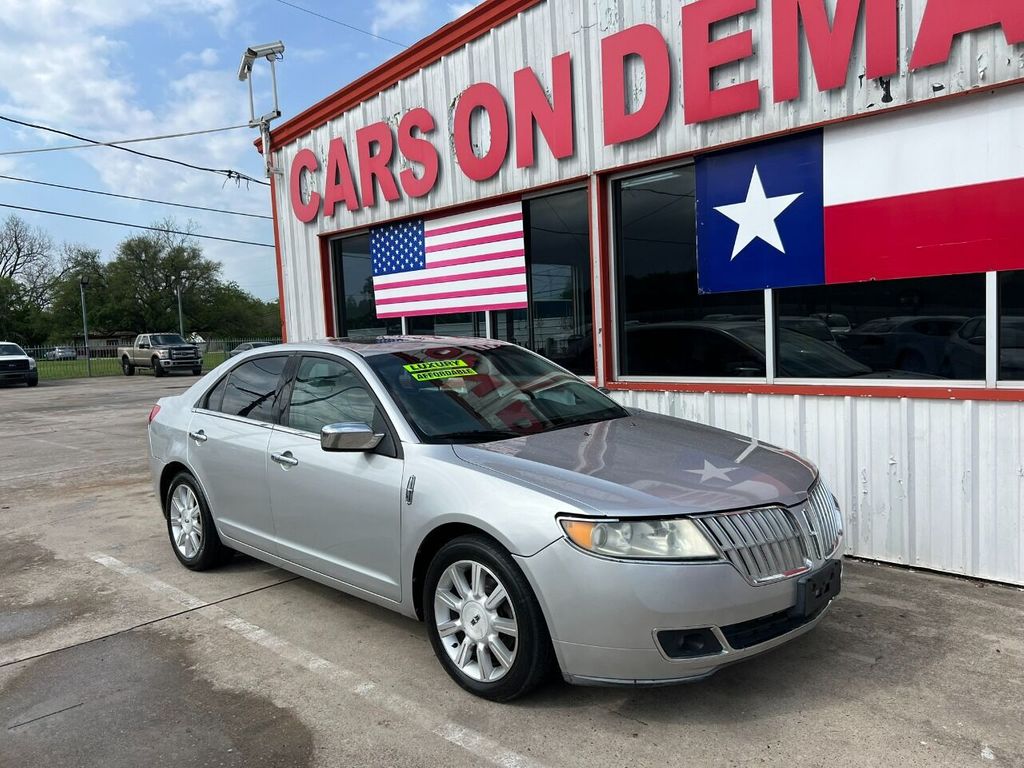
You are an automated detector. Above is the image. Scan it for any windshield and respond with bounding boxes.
[730,325,871,377]
[0,343,25,356]
[150,334,187,346]
[365,343,628,443]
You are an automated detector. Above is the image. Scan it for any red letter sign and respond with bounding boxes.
[683,0,760,125]
[773,0,898,103]
[910,0,1024,70]
[322,137,360,217]
[289,147,320,223]
[453,82,510,181]
[601,24,671,145]
[514,52,575,168]
[355,122,400,208]
[397,108,439,199]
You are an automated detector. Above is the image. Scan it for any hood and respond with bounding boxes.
[452,409,816,517]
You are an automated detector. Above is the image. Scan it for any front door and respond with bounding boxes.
[186,354,289,554]
[267,354,404,601]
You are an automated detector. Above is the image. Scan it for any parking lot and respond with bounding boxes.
[0,375,1021,768]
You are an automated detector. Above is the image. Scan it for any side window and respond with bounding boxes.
[285,356,377,435]
[218,356,288,422]
[203,376,228,411]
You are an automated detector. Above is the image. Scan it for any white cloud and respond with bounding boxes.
[371,0,427,35]
[448,2,477,18]
[178,48,220,67]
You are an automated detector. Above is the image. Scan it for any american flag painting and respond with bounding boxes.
[370,201,528,318]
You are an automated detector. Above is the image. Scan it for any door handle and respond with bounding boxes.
[271,451,299,467]
[188,429,208,443]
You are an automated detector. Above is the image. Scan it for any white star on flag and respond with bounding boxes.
[714,166,803,260]
[686,460,737,484]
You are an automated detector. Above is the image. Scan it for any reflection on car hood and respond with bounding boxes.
[452,409,817,517]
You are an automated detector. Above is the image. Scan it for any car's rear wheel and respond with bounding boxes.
[121,357,135,376]
[152,356,164,377]
[165,472,230,570]
[424,535,553,701]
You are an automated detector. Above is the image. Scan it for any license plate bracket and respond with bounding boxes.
[792,559,842,619]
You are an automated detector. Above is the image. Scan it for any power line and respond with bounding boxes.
[0,174,272,220]
[0,202,275,248]
[271,0,409,48]
[0,123,251,157]
[0,115,268,187]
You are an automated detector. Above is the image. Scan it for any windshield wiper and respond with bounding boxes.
[431,429,522,443]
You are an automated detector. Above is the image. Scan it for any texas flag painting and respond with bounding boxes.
[697,88,1024,294]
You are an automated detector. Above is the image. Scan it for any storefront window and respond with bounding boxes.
[330,235,401,338]
[775,275,985,379]
[614,166,766,377]
[998,272,1024,381]
[407,312,486,337]
[493,189,593,376]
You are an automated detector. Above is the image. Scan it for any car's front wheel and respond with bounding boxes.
[424,535,554,701]
[152,356,164,377]
[165,472,230,570]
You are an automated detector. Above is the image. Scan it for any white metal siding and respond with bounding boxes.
[609,390,1024,586]
[272,0,1023,341]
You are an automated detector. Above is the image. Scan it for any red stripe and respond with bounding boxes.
[377,299,528,319]
[429,248,525,269]
[374,265,526,291]
[825,177,1024,284]
[375,283,525,306]
[424,229,521,253]
[426,211,523,237]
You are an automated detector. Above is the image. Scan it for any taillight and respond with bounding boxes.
[148,404,161,424]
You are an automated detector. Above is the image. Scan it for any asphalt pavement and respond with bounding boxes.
[1,375,1022,768]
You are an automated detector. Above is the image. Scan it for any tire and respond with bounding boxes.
[121,357,135,376]
[192,367,202,376]
[164,472,231,571]
[152,356,164,377]
[424,535,554,702]
[26,375,38,388]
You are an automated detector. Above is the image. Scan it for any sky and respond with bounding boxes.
[0,0,476,300]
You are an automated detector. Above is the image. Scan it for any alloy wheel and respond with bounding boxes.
[169,484,203,559]
[433,560,518,683]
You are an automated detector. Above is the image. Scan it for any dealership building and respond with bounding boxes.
[263,0,1024,585]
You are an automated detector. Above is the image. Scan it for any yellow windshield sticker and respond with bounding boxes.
[409,366,478,382]
[403,359,470,372]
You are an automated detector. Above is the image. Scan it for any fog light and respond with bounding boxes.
[656,628,723,659]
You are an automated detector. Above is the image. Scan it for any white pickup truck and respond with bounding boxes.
[118,333,203,377]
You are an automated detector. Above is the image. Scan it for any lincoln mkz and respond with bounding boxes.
[148,337,843,700]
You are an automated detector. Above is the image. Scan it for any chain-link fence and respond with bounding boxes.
[22,338,282,380]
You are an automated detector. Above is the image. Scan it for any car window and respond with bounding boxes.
[0,343,25,356]
[217,356,288,422]
[285,356,378,434]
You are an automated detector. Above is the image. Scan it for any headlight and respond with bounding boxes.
[560,517,719,560]
[27,358,36,370]
[157,349,169,358]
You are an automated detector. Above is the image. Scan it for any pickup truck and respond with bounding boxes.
[119,333,202,377]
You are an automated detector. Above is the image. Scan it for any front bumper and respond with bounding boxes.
[515,539,840,686]
[0,370,37,384]
[158,358,201,368]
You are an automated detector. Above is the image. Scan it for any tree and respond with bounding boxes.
[0,215,52,282]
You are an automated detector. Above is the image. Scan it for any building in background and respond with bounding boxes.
[262,0,1024,585]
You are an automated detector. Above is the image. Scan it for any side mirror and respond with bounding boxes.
[968,336,985,347]
[321,422,384,452]
[139,343,150,349]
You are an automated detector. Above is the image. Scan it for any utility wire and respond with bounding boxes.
[270,0,409,48]
[0,174,272,220]
[0,123,251,157]
[0,202,275,248]
[0,115,268,187]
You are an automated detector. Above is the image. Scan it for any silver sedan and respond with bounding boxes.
[148,337,843,701]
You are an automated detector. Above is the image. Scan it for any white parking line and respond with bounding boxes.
[88,553,550,768]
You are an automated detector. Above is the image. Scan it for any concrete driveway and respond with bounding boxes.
[1,376,1022,767]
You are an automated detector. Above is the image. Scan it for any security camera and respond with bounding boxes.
[247,41,286,60]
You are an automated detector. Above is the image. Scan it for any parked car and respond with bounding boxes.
[810,312,852,336]
[838,316,967,376]
[942,316,1024,379]
[118,333,202,377]
[0,342,39,387]
[148,337,843,701]
[43,346,77,361]
[227,341,274,358]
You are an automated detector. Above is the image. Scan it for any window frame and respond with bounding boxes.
[193,353,293,426]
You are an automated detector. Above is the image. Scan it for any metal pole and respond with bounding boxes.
[79,281,92,377]
[177,284,184,337]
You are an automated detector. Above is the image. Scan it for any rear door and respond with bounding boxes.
[266,353,404,600]
[186,354,290,554]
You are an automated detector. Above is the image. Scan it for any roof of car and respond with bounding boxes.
[299,335,512,358]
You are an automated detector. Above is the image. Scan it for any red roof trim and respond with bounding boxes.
[605,380,1024,402]
[269,0,544,150]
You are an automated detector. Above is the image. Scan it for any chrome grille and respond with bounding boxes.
[698,507,808,583]
[804,480,843,559]
[170,349,196,359]
[698,480,843,584]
